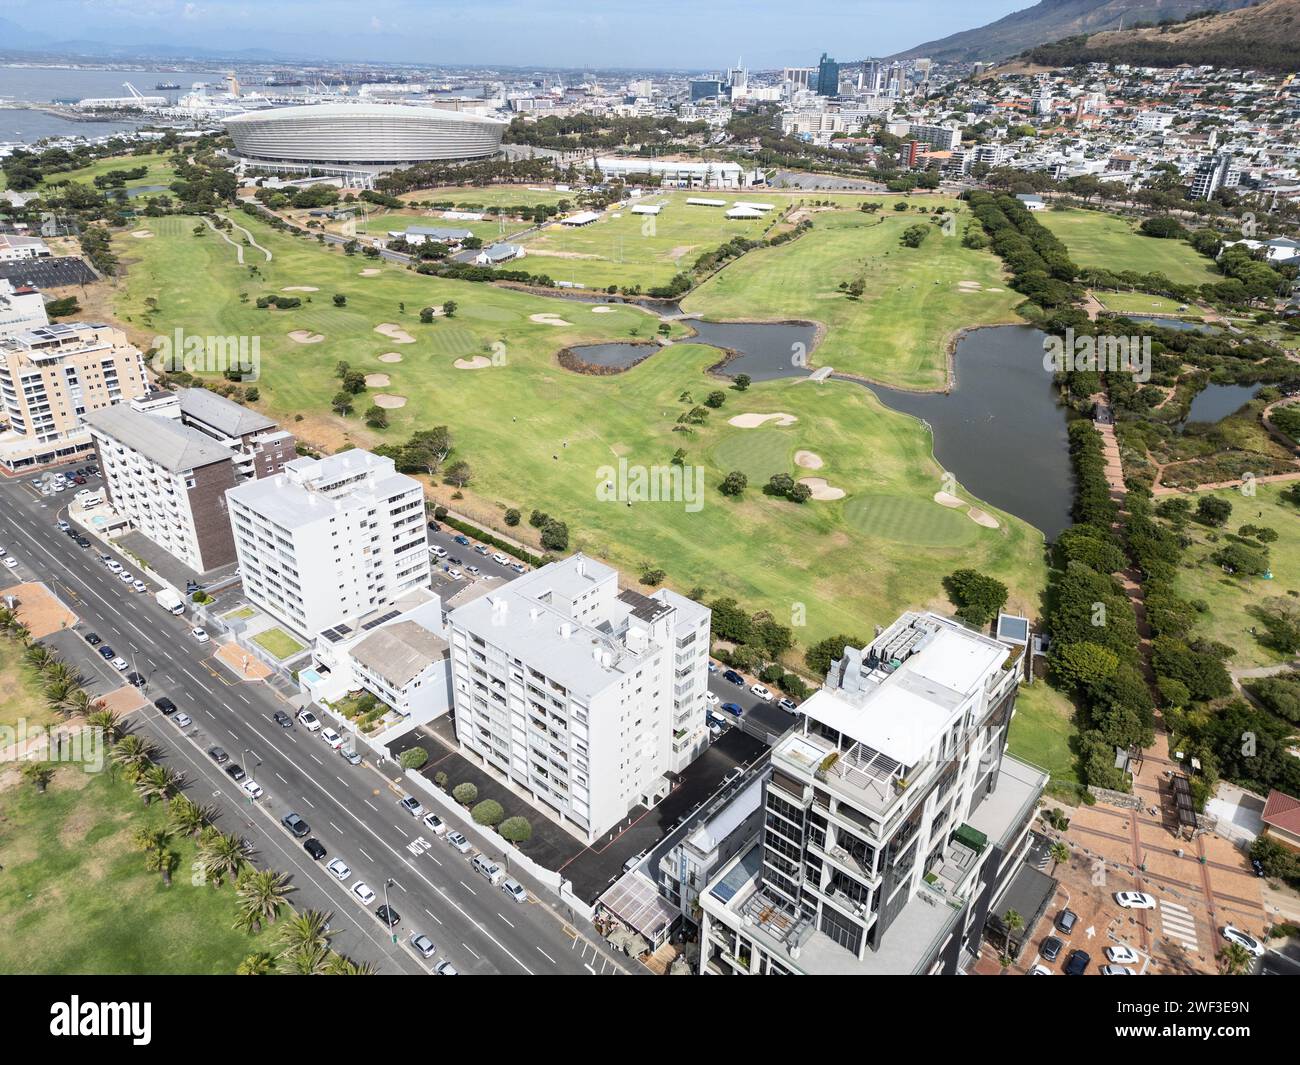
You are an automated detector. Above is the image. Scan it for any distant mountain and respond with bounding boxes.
[1023,0,1300,71]
[890,0,1252,62]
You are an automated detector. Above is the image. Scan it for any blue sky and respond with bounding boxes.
[4,0,1030,68]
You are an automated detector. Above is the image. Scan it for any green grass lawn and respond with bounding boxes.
[1172,483,1300,670]
[222,606,256,621]
[0,766,279,974]
[111,212,1049,648]
[1008,681,1081,792]
[0,638,62,731]
[1095,290,1201,317]
[251,627,306,660]
[353,210,521,243]
[403,185,570,210]
[39,151,180,193]
[684,204,1021,389]
[1039,207,1220,287]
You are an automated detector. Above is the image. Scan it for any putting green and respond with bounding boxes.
[423,325,481,357]
[843,495,977,547]
[458,304,520,323]
[711,428,793,482]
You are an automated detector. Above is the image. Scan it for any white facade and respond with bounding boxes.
[0,280,48,338]
[0,234,51,262]
[226,449,429,639]
[447,554,711,842]
[590,157,759,189]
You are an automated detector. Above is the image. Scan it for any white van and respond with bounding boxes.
[76,490,103,509]
[471,854,505,886]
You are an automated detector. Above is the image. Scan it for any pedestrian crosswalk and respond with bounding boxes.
[1159,899,1199,952]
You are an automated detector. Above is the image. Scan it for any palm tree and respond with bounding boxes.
[1002,908,1025,962]
[65,688,100,720]
[23,644,54,671]
[167,796,217,839]
[278,909,333,959]
[197,831,248,887]
[43,660,76,686]
[235,869,294,932]
[134,828,178,886]
[20,761,55,793]
[86,707,122,742]
[1218,943,1252,975]
[134,764,183,806]
[283,942,332,975]
[42,678,76,716]
[1049,841,1070,874]
[236,952,278,975]
[323,953,376,975]
[111,735,155,778]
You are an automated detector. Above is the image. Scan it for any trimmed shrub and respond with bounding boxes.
[472,799,505,827]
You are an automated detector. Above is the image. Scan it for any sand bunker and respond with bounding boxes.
[373,394,407,409]
[591,305,617,313]
[374,323,415,343]
[282,285,319,292]
[530,313,572,326]
[794,450,824,470]
[935,490,999,528]
[957,280,982,289]
[288,330,325,344]
[934,491,964,508]
[364,373,391,387]
[378,352,403,364]
[967,508,1000,529]
[728,412,798,429]
[131,230,154,239]
[798,477,845,501]
[359,268,382,276]
[454,356,492,370]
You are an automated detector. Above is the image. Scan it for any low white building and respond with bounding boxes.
[0,279,48,338]
[591,157,761,189]
[0,234,51,262]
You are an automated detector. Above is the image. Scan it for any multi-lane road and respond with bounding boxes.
[0,465,636,976]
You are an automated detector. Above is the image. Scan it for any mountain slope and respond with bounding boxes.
[1023,0,1300,71]
[890,0,1250,62]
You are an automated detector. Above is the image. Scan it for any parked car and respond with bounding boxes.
[131,580,147,593]
[398,795,424,817]
[1027,964,1053,975]
[320,727,345,750]
[720,702,743,717]
[472,854,505,885]
[190,627,209,644]
[422,812,446,835]
[208,746,228,765]
[1221,925,1265,957]
[749,683,772,700]
[126,671,145,688]
[1040,936,1063,962]
[435,961,458,975]
[303,838,327,861]
[1055,909,1078,935]
[376,904,400,928]
[272,710,292,728]
[491,552,509,565]
[465,565,480,577]
[446,831,472,854]
[1099,965,1134,975]
[1105,944,1140,965]
[452,535,470,546]
[722,669,745,686]
[352,882,376,905]
[110,657,128,671]
[1064,949,1090,975]
[99,645,115,659]
[83,632,102,646]
[447,568,463,580]
[339,748,362,765]
[501,878,528,904]
[430,545,447,558]
[1114,891,1156,910]
[56,520,70,532]
[474,544,489,556]
[777,697,800,714]
[241,779,263,800]
[510,562,526,574]
[327,858,351,881]
[225,763,246,782]
[297,709,322,732]
[409,932,436,958]
[74,535,91,548]
[281,813,310,838]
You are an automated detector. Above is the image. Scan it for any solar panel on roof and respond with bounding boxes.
[361,610,400,631]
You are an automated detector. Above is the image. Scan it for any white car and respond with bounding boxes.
[446,831,472,854]
[241,779,263,800]
[2,556,17,570]
[352,882,376,905]
[446,568,463,580]
[173,712,193,728]
[111,656,128,671]
[131,579,147,593]
[190,627,209,644]
[326,858,351,881]
[422,812,446,835]
[118,571,134,585]
[297,709,322,732]
[501,877,528,904]
[1105,944,1140,965]
[465,565,481,577]
[705,691,720,707]
[106,560,122,573]
[510,563,526,574]
[749,683,772,700]
[1027,964,1052,975]
[398,795,424,818]
[1114,891,1156,910]
[435,961,458,975]
[409,933,436,959]
[1100,965,1134,975]
[1221,925,1265,957]
[491,552,509,566]
[56,520,70,532]
[320,727,345,749]
[430,545,447,558]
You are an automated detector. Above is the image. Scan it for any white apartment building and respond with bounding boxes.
[0,279,48,338]
[1135,110,1175,132]
[226,449,429,639]
[699,612,1047,975]
[447,553,711,842]
[908,123,962,151]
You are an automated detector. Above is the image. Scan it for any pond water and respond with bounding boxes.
[1181,382,1261,426]
[1128,316,1219,334]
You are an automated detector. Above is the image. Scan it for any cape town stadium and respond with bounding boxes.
[223,103,507,167]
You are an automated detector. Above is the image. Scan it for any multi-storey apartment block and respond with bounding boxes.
[0,322,148,471]
[447,553,711,842]
[0,279,48,339]
[700,612,1047,975]
[225,448,429,639]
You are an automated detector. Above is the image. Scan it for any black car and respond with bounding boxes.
[225,763,246,782]
[84,632,102,646]
[427,520,440,531]
[126,672,145,688]
[272,710,293,728]
[98,645,115,659]
[376,905,400,928]
[303,838,327,861]
[208,746,229,765]
[1041,936,1064,962]
[1064,949,1091,976]
[722,669,745,686]
[1055,909,1078,935]
[281,813,310,838]
[448,556,464,566]
[74,536,92,548]
[154,697,177,715]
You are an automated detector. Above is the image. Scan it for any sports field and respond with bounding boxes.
[403,185,571,210]
[1038,207,1220,287]
[685,205,1021,389]
[111,212,1048,645]
[348,209,528,244]
[1094,290,1201,317]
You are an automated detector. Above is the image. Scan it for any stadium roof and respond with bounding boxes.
[224,103,507,126]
